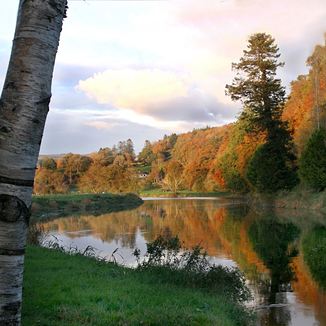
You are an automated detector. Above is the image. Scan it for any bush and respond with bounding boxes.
[133,234,252,303]
[299,128,326,191]
[27,223,47,246]
[246,141,298,193]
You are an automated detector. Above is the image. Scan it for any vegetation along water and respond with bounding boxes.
[25,197,326,326]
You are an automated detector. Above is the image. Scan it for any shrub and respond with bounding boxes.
[27,223,47,246]
[299,128,326,191]
[133,234,252,303]
[246,141,298,193]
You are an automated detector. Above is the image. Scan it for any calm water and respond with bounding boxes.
[40,198,326,326]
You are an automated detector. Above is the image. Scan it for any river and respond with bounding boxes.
[39,197,326,326]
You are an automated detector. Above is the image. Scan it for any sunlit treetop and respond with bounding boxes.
[226,33,286,135]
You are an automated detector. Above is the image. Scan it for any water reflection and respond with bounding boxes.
[40,198,326,326]
[248,217,300,301]
[302,226,326,290]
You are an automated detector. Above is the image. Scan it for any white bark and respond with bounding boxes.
[0,0,67,324]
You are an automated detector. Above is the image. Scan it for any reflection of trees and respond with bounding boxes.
[41,211,144,248]
[258,303,291,326]
[219,207,269,288]
[248,217,300,303]
[291,255,326,326]
[42,200,228,253]
[302,226,326,290]
[237,212,326,326]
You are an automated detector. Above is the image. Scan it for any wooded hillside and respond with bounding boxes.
[35,37,326,194]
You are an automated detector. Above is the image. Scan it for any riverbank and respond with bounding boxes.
[249,188,326,214]
[275,188,326,213]
[31,193,143,222]
[23,246,252,326]
[140,189,231,198]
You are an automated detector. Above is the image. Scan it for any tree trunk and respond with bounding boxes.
[0,1,67,324]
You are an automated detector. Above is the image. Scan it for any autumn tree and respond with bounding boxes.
[306,40,326,130]
[283,38,326,154]
[34,168,68,194]
[161,160,183,194]
[78,162,138,193]
[0,1,67,324]
[59,153,92,186]
[226,33,298,192]
[117,139,136,163]
[39,157,57,170]
[92,147,115,166]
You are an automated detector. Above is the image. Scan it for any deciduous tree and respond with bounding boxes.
[0,1,67,324]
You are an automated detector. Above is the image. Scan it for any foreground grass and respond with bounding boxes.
[31,193,143,222]
[23,246,252,326]
[140,189,231,198]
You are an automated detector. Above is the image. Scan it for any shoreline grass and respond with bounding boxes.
[249,188,326,214]
[23,246,253,326]
[140,189,232,198]
[31,193,143,222]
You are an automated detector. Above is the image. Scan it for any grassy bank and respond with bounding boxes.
[248,188,326,214]
[23,246,252,326]
[275,188,326,213]
[140,189,231,198]
[31,193,143,222]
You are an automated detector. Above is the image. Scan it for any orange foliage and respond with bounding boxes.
[282,76,315,154]
[235,132,266,175]
[283,41,326,154]
[212,169,226,188]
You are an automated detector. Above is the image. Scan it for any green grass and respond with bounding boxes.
[23,246,253,326]
[31,193,143,222]
[140,189,231,198]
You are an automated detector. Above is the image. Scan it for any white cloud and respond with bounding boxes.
[76,66,238,129]
[77,68,190,111]
[84,121,126,130]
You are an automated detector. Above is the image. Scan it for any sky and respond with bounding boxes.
[0,0,325,154]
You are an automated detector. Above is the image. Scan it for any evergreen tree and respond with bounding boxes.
[299,128,326,190]
[246,141,298,193]
[126,138,136,162]
[138,140,155,165]
[226,33,298,192]
[226,33,286,137]
[118,139,136,162]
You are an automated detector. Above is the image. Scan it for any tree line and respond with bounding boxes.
[35,139,139,194]
[36,34,326,195]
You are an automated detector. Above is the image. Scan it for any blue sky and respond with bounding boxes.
[0,0,325,154]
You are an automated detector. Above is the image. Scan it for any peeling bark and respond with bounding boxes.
[0,1,67,324]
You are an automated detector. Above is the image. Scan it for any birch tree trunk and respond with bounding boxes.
[0,1,67,324]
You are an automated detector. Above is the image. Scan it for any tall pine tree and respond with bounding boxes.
[226,33,298,192]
